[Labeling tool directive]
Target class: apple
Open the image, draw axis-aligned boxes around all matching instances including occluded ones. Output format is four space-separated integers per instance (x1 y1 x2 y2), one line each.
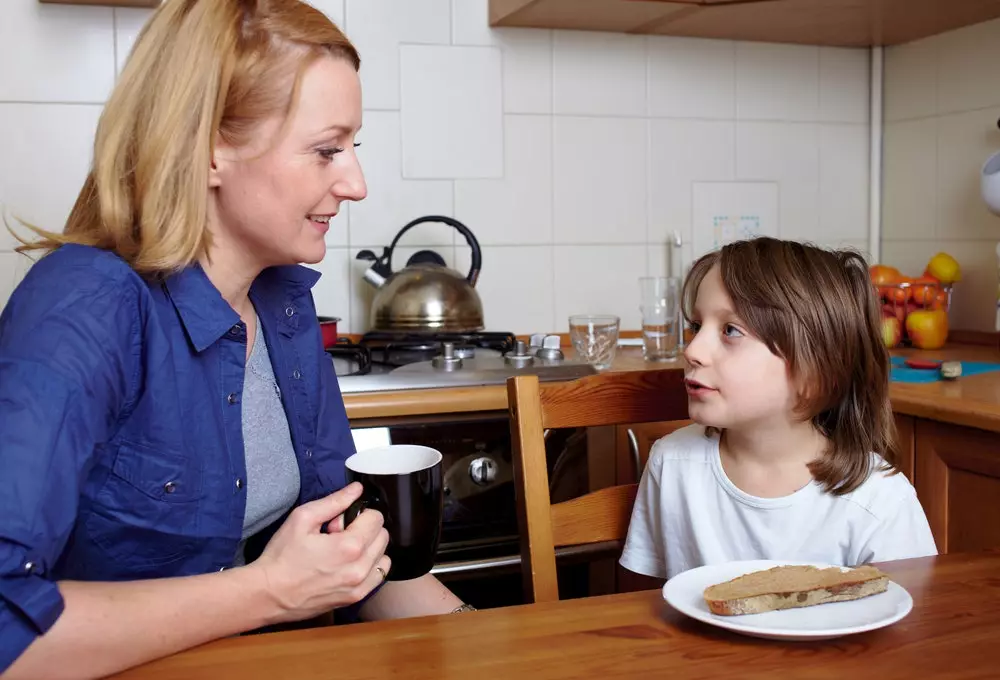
925 252 961 285
880 314 903 349
905 309 948 350
882 302 905 326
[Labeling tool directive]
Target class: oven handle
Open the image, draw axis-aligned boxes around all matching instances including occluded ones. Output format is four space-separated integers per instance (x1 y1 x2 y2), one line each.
430 540 621 576
626 427 641 481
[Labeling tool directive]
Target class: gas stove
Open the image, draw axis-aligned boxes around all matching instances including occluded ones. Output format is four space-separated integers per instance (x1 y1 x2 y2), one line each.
332 331 597 394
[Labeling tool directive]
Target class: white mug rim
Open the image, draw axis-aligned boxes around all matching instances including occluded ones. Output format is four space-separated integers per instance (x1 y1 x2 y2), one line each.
345 444 442 476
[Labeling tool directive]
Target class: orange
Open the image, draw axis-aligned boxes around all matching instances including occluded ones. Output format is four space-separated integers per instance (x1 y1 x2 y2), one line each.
910 275 940 306
869 264 901 287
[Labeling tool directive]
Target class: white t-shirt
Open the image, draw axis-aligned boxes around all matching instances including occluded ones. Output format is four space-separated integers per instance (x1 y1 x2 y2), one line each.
619 424 938 580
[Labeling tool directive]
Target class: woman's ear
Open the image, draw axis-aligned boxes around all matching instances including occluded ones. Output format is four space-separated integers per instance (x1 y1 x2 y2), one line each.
208 148 223 189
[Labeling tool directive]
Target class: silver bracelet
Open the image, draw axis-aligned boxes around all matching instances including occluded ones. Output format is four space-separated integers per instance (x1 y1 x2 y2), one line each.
451 603 477 614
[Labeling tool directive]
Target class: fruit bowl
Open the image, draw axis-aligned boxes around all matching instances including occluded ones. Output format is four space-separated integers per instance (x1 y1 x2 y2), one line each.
870 256 959 351
877 280 952 350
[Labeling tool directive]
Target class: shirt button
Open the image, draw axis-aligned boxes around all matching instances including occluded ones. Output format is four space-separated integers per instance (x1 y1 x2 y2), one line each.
292 369 301 380
164 481 178 494
23 561 35 574
219 566 228 572
229 325 241 336
305 448 313 459
285 306 295 317
235 478 244 490
227 393 239 405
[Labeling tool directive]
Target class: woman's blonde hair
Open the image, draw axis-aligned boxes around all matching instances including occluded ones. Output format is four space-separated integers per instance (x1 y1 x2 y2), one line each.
15 0 359 275
682 238 897 496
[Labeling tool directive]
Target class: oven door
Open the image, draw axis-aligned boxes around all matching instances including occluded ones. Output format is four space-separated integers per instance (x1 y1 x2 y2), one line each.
348 415 618 607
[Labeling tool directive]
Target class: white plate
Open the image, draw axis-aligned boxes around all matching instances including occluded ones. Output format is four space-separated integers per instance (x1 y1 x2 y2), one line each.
662 560 913 641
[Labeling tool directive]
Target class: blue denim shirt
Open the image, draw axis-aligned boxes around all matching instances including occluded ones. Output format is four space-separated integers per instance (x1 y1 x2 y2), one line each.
0 244 357 671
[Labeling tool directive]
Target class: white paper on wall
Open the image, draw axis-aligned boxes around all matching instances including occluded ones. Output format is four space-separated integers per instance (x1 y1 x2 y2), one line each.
691 181 779 259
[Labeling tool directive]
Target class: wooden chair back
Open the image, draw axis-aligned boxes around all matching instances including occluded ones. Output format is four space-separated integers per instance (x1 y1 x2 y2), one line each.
507 369 688 603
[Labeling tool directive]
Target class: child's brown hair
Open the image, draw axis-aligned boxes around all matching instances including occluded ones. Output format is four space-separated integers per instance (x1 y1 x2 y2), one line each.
682 237 896 495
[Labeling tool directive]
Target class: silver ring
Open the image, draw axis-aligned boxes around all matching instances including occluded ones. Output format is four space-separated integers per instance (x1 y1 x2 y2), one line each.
375 566 387 581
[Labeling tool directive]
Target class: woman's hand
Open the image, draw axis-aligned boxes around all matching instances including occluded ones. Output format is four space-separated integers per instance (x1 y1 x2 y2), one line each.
251 482 391 623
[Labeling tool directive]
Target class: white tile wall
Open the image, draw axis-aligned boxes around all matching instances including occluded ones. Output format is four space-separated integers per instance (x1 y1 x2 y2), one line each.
819 47 870 124
450 0 552 114
0 103 103 250
399 45 503 179
349 110 454 249
736 43 820 122
0 1 115 102
882 17 1000 331
554 245 648 331
345 0 450 111
882 118 938 241
456 244 555 333
305 248 353 321
820 124 870 240
0 0 873 332
648 119 736 245
114 8 153 75
647 37 735 120
553 117 647 244
553 32 646 117
455 115 553 245
736 121 822 241
934 18 1000 115
884 38 938 122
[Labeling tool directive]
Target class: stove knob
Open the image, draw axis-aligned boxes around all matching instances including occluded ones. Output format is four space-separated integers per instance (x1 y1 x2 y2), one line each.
469 456 498 486
536 334 564 361
432 341 463 371
504 340 534 368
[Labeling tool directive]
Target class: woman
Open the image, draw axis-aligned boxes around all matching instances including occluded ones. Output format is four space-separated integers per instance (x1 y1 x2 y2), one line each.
0 1 469 678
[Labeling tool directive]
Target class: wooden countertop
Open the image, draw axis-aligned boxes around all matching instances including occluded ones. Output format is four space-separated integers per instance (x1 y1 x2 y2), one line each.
112 551 1000 679
344 343 1000 434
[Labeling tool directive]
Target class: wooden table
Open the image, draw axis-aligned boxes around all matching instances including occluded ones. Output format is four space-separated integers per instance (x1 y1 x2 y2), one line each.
115 551 1000 679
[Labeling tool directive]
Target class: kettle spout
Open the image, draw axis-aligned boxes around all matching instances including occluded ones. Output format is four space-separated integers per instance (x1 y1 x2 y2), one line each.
356 249 390 289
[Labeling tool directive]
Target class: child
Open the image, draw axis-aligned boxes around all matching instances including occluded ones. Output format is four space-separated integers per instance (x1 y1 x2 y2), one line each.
619 237 937 582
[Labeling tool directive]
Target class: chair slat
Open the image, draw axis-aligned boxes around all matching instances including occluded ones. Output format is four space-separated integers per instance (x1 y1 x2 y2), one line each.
540 369 688 430
551 484 639 548
508 369 688 604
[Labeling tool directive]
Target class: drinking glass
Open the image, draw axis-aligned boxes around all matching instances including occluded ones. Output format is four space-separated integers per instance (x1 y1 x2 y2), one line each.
639 276 680 361
568 314 620 370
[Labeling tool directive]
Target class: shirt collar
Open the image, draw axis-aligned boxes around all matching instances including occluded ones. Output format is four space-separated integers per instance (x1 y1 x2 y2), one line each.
164 263 321 353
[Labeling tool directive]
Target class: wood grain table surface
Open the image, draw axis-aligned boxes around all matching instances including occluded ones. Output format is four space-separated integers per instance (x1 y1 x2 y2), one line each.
113 551 1000 680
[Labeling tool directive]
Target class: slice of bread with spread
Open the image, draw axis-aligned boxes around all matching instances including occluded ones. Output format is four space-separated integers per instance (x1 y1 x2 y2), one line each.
703 565 889 616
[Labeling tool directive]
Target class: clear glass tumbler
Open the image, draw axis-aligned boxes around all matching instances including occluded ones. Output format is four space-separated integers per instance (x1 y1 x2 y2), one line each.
639 276 680 362
568 314 620 370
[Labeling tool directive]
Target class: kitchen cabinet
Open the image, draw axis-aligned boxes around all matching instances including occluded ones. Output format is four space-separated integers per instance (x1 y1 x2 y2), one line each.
39 0 158 6
915 419 1000 555
489 0 1000 48
895 413 915 483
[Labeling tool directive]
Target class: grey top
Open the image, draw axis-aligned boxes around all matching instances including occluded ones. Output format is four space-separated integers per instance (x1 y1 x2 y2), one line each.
232 314 301 567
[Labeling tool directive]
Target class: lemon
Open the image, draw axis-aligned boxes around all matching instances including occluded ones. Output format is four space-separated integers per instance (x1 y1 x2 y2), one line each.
925 252 961 285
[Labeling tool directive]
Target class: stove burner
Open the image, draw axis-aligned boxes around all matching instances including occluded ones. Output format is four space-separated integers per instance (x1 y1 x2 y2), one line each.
360 331 517 370
325 339 372 377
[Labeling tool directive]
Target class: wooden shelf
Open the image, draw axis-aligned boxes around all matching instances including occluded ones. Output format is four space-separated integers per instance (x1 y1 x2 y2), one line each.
39 0 158 7
490 0 1000 47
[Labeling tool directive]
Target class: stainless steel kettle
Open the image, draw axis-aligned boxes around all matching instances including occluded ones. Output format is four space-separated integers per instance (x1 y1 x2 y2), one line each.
356 215 484 332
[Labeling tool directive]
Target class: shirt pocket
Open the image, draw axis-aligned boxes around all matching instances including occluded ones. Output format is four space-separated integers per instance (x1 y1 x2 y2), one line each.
86 441 206 568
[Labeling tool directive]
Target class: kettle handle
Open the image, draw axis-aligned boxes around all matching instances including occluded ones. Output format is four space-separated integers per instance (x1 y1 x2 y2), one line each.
390 215 482 286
